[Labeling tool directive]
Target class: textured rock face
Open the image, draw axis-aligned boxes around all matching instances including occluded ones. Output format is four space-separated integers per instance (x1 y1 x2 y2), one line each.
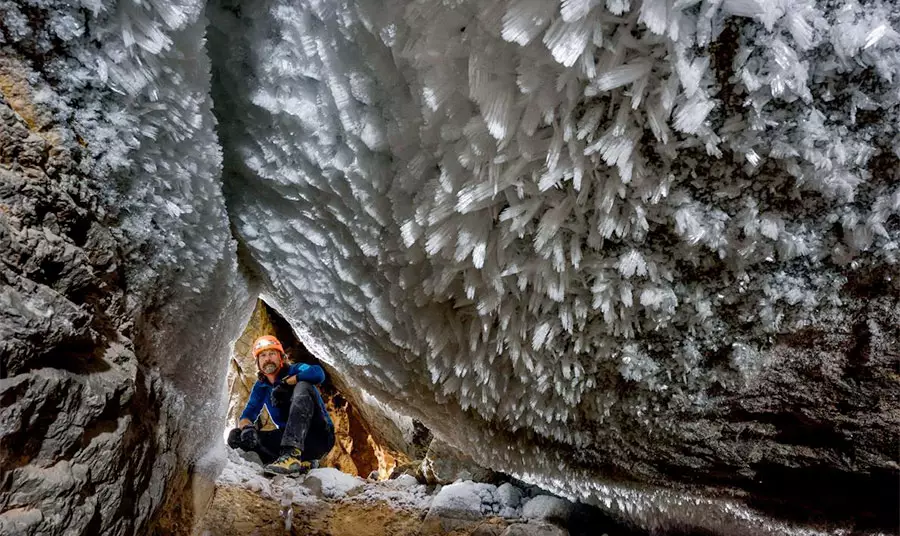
0 4 251 535
422 438 494 485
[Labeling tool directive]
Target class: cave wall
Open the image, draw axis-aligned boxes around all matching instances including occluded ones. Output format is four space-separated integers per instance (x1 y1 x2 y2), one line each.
0 3 254 534
0 0 898 535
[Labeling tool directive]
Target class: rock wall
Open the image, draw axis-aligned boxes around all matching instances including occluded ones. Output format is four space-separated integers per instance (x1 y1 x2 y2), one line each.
0 4 253 534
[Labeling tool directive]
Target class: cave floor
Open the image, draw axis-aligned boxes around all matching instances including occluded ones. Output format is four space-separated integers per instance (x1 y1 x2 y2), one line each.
194 484 507 536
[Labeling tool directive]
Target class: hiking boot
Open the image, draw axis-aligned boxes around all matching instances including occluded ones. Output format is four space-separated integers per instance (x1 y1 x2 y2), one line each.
264 448 312 475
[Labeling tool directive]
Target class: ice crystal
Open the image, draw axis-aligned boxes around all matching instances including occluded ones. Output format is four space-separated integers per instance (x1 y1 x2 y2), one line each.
206 0 900 454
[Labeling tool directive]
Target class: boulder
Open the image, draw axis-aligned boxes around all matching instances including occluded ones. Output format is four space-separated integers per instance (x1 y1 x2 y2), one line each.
522 495 574 526
393 474 420 488
302 468 365 499
423 481 487 532
497 483 524 509
422 438 494 485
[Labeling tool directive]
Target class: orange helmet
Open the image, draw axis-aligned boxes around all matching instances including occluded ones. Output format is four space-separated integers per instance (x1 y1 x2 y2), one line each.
252 335 285 359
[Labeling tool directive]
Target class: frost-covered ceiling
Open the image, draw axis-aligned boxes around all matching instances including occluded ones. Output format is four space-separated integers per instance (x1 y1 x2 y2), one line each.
206 0 899 531
210 0 900 423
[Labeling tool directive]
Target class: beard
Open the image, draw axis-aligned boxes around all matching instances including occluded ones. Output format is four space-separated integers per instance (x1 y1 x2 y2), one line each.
261 362 278 374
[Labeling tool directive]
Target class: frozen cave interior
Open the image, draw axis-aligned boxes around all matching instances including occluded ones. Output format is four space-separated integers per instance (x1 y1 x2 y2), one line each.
0 0 898 534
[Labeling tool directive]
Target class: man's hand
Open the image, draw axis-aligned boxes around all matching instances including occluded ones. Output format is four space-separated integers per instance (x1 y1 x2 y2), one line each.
271 377 296 406
239 425 259 449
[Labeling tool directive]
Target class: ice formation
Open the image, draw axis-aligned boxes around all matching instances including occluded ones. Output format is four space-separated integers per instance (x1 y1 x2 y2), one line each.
2 0 898 533
207 0 899 530
210 0 898 513
211 0 899 432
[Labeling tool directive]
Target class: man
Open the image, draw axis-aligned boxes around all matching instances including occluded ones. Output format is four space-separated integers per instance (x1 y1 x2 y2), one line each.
227 335 335 475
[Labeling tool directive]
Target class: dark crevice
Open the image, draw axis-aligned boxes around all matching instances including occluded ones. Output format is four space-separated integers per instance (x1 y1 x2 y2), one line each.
708 19 744 128
745 464 899 530
729 409 847 450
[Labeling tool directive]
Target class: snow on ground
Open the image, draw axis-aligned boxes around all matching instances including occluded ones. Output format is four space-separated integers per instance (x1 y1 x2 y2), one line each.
216 447 540 519
348 474 434 511
217 447 433 510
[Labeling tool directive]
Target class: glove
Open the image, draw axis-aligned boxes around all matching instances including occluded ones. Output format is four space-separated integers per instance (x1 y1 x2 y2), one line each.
226 427 242 449
239 425 259 450
270 378 295 407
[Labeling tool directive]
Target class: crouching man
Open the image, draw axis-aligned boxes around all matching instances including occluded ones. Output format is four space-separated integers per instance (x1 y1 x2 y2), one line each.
227 335 335 475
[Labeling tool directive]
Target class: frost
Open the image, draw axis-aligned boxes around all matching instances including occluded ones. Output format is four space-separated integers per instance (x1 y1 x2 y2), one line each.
305 468 366 499
203 0 900 452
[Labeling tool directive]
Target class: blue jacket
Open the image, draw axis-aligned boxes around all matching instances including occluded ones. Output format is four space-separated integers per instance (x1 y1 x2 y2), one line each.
240 363 332 430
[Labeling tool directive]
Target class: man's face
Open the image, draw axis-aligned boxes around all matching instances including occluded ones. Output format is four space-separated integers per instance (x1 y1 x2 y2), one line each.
257 349 283 374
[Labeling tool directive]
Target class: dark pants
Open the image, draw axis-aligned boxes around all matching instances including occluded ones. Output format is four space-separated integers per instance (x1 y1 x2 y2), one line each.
228 381 335 465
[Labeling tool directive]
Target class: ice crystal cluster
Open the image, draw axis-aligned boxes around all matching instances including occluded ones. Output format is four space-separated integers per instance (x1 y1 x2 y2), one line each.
0 0 249 477
0 0 255 367
211 0 899 446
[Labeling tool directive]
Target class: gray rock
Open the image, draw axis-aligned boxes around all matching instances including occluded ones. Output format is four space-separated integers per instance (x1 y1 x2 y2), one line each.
497 482 524 508
393 474 419 488
424 481 486 532
0 54 251 536
303 468 365 498
499 506 519 519
233 448 264 466
522 495 574 525
302 475 325 498
501 522 569 536
0 507 43 535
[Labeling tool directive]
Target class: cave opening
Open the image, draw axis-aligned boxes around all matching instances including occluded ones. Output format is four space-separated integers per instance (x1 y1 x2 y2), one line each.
223 297 426 480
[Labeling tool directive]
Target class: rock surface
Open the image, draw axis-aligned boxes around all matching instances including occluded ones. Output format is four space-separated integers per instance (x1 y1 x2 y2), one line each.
522 496 574 526
0 11 252 536
501 523 568 536
424 481 488 532
204 452 639 535
422 437 495 485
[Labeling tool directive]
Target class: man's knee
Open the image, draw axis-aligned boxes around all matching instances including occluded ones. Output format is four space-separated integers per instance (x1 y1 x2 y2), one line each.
292 380 316 399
